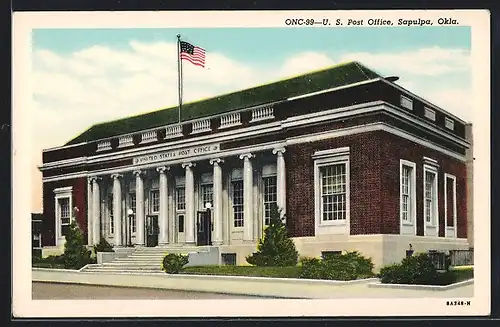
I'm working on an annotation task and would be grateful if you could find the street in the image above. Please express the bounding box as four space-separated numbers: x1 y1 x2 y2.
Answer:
32 282 267 300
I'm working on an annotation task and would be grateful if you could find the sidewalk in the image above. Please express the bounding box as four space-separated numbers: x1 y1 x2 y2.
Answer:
32 268 474 299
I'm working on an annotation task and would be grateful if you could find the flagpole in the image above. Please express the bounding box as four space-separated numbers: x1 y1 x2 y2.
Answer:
177 34 183 124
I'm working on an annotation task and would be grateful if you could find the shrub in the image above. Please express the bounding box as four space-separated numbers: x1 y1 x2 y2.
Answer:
379 253 439 285
299 257 324 279
246 205 299 267
300 251 374 281
93 236 114 253
162 253 189 274
63 220 93 269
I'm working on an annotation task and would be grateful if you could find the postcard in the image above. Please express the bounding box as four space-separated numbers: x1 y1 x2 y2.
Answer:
12 9 490 317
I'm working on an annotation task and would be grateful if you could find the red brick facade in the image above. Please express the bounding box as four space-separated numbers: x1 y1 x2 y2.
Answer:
42 177 88 246
286 130 467 239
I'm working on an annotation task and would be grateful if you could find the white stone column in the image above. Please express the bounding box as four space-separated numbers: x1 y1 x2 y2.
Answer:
112 174 123 247
92 177 101 245
273 147 287 216
210 158 224 245
133 170 145 246
87 178 93 245
239 153 254 242
157 166 170 246
182 162 196 244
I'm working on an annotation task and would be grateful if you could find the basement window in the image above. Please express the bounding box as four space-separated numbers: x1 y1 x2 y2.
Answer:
221 253 237 265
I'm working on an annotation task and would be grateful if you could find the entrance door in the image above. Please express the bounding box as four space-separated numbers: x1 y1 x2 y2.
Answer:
196 211 212 246
146 215 159 247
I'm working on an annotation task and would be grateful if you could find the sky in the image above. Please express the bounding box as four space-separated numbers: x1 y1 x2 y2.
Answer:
31 27 472 211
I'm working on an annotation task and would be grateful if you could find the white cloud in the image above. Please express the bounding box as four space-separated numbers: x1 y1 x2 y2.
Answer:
279 52 336 77
30 42 472 211
340 46 470 77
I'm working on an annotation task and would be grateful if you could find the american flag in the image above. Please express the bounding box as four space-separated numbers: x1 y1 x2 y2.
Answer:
180 41 206 68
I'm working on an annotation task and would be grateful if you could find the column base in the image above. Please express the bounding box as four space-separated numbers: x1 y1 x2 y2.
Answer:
184 241 196 246
212 240 223 246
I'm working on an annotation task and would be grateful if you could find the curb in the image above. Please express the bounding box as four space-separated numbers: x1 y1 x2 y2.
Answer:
367 278 474 291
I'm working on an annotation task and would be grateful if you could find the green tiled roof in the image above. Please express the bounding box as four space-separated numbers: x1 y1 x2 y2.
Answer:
66 61 382 145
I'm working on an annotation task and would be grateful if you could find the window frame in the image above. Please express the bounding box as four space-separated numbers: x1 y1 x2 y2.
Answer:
128 192 137 233
107 193 114 235
445 117 455 131
444 173 458 238
400 95 413 110
424 107 436 121
175 186 186 212
150 189 160 214
262 175 278 226
400 159 417 235
53 186 73 245
313 147 350 235
423 164 439 229
200 183 214 210
231 179 244 228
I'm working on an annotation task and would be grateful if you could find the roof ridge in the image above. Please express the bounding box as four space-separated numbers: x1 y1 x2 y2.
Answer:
90 60 361 128
65 61 379 145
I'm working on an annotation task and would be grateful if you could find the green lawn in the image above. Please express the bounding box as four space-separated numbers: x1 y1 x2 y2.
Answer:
181 266 302 278
32 263 67 269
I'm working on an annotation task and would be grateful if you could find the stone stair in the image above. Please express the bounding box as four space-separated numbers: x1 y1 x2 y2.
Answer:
81 246 201 274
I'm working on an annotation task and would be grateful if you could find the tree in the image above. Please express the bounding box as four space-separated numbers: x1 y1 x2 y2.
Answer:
63 220 92 269
246 204 299 267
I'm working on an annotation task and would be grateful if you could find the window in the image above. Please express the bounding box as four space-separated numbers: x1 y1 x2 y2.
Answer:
444 173 457 238
321 251 342 259
424 168 438 226
320 164 347 221
176 187 185 211
107 194 114 234
313 147 350 235
445 117 455 130
221 253 237 265
59 198 71 237
128 193 136 233
400 160 416 231
400 95 413 110
201 184 213 208
424 107 436 121
150 190 160 213
53 186 73 244
232 180 244 227
263 176 277 225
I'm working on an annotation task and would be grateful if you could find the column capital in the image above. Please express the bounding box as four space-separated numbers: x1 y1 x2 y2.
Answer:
239 153 254 160
89 176 102 183
209 158 224 166
156 166 170 174
272 147 286 155
182 162 196 169
133 170 143 177
111 173 123 180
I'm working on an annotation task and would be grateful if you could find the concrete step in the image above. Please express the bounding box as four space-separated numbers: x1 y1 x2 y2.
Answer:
103 262 162 267
90 265 162 270
115 257 163 262
81 268 164 274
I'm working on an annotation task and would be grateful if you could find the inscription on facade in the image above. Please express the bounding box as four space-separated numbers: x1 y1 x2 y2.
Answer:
133 144 220 165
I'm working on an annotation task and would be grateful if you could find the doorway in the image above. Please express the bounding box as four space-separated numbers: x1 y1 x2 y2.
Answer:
196 211 212 246
146 215 159 247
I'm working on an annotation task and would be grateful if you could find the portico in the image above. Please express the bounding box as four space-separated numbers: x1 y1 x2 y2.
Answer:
85 145 287 248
